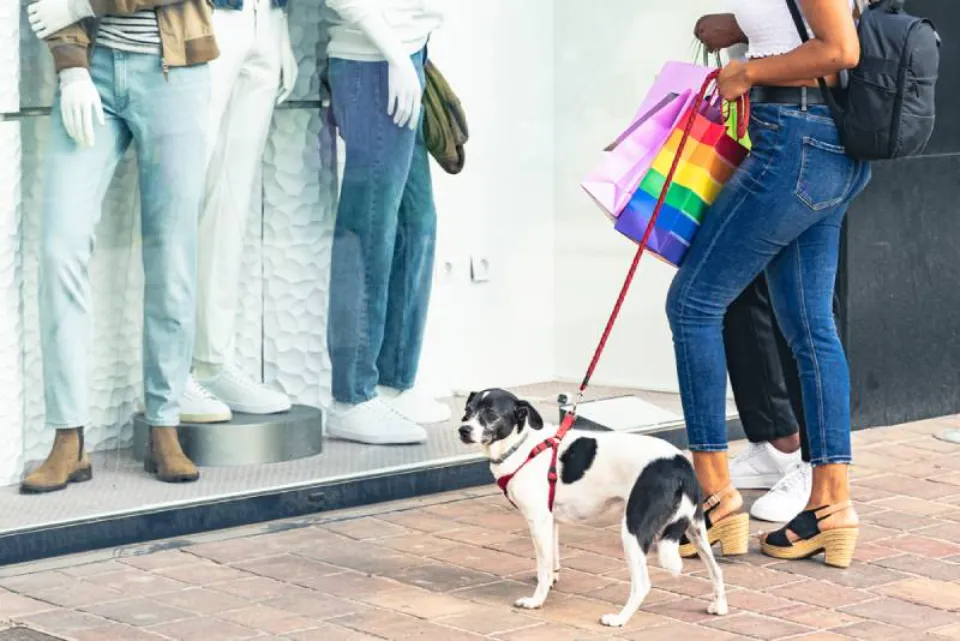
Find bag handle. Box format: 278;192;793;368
783;0;845;124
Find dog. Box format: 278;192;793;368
458;388;728;628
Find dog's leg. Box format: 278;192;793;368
688;520;728;616
600;520;650;628
552;521;561;585
515;514;555;610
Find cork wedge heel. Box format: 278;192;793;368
679;485;750;558
761;501;859;568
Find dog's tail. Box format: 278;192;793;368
658;516;689;576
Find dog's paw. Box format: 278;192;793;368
600;613;628;628
708;598;729;616
514;597;545;610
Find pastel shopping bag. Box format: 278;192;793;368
581;90;694;218
614;98;749;267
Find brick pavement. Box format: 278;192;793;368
2;416;960;640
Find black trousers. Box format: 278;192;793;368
723;273;814;463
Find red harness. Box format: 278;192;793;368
494;71;745;514
495;413;575;511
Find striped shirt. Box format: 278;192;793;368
97;10;162;56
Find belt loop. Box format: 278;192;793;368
801;87;808;111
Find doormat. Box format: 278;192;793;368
563;395;683;432
0;628;65;641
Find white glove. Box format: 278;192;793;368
58;68;105;147
387;56;422;130
28;0;94;39
276;14;298;105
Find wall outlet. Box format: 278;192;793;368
470;255;491;282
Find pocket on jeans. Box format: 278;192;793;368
795;137;857;211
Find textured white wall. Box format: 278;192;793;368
553;0;712;392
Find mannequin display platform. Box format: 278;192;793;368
324;0;448;445
21;0;217;492
183;0;299;423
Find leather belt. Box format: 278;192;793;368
749;86;827;106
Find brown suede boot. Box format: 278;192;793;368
145;426;200;483
20;427;93;494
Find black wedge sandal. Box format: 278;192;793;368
761;501;859;568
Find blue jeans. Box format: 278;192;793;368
327;50;437;404
41;47;209;427
667;104;871;466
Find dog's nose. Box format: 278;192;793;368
458;425;472;440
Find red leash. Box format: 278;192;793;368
497;71;747;510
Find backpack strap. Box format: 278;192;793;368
783;0;845;124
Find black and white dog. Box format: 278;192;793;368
458;388;727;628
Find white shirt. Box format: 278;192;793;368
729;0;856;58
325;0;445;62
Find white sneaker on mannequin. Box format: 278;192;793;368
378;386;451;424
180;376;233;424
750;462;812;523
197;366;292;415
327;398;427;445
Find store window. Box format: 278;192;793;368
0;0;737;562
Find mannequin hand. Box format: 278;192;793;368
59;68;105;147
28;0;94;39
276;18;298;105
388;56;422;130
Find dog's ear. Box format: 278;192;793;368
514;400;544;431
465;391;478;407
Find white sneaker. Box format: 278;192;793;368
750;462;813;523
198;367;292;415
326;397;428;445
180;376;233;424
730;442;802;490
378;386;451;424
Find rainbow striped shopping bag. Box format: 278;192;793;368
614;99;749;267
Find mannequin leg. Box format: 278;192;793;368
325;54;427;445
327;58;418;404
376;116;449;424
194;1;260;373
127;53;210;482
191;2;292;416
24;48;130;494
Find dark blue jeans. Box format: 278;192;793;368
667;104;871;466
327;49;437;404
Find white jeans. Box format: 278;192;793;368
194;0;285;370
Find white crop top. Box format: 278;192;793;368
729;0;856;58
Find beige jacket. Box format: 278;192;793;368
46;0;219;73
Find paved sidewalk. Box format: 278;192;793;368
2;417;960;641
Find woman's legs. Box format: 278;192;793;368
765;211;855;514
668;104;869;538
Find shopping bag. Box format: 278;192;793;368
581;89;694;218
614;94;750;267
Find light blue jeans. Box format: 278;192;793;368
41;47;209;428
327;49;437;404
667;104;871;466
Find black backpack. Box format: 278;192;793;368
785;0;941;160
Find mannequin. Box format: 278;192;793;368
324;0;449;445
21;0;217;493
179;0;299;423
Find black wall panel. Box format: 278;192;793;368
840;0;960;428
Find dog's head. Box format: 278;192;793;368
458;388;543;446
